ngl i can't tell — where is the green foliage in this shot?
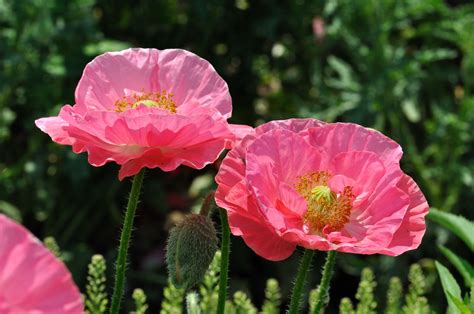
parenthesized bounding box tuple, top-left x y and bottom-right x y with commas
(252, 0, 474, 219)
(439, 245, 474, 287)
(386, 277, 403, 314)
(337, 264, 430, 314)
(433, 210, 474, 313)
(309, 288, 320, 314)
(0, 200, 22, 222)
(186, 292, 201, 314)
(429, 208, 474, 252)
(232, 291, 257, 314)
(261, 278, 281, 314)
(166, 214, 218, 290)
(160, 280, 184, 314)
(355, 268, 377, 314)
(403, 264, 430, 314)
(85, 254, 108, 314)
(43, 236, 61, 259)
(161, 251, 262, 313)
(132, 288, 149, 314)
(448, 293, 472, 314)
(198, 250, 221, 313)
(339, 298, 355, 314)
(435, 261, 467, 314)
(470, 284, 474, 313)
(2, 0, 474, 312)
(225, 300, 236, 313)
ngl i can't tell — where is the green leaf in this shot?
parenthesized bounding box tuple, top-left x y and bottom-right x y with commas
(401, 99, 421, 123)
(428, 208, 474, 251)
(262, 278, 281, 314)
(447, 292, 472, 314)
(326, 55, 359, 91)
(186, 292, 201, 314)
(85, 255, 108, 314)
(83, 40, 131, 56)
(436, 261, 463, 314)
(470, 282, 474, 312)
(0, 200, 22, 222)
(439, 245, 474, 287)
(133, 289, 149, 314)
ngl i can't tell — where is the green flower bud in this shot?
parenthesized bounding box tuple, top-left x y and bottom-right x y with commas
(166, 213, 218, 290)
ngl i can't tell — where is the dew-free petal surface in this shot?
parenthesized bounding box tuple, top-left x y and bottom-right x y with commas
(0, 215, 83, 313)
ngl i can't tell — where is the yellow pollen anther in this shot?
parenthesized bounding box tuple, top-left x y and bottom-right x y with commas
(295, 171, 354, 234)
(114, 90, 177, 113)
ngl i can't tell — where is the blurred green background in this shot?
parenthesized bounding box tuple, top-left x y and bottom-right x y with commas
(1, 0, 473, 312)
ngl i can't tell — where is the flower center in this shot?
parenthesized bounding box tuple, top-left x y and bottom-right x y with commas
(114, 90, 177, 113)
(295, 171, 354, 234)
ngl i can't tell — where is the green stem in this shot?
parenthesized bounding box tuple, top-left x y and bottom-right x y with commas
(312, 251, 337, 314)
(110, 169, 145, 314)
(217, 207, 231, 314)
(288, 249, 315, 314)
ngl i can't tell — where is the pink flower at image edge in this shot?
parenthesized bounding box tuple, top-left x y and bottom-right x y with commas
(0, 214, 83, 313)
(312, 16, 325, 40)
(36, 48, 250, 180)
(215, 119, 429, 261)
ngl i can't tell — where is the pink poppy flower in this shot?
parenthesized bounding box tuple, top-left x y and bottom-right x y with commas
(215, 119, 429, 261)
(312, 16, 325, 40)
(36, 48, 248, 180)
(0, 214, 83, 313)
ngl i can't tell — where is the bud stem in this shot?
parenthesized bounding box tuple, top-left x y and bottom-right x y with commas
(312, 251, 337, 314)
(110, 169, 145, 314)
(199, 191, 215, 216)
(217, 207, 231, 314)
(288, 249, 314, 314)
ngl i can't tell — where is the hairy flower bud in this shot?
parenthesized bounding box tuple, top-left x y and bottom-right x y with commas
(166, 213, 218, 289)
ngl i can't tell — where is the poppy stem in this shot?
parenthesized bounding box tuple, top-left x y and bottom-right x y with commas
(217, 207, 231, 314)
(288, 249, 315, 314)
(312, 251, 337, 314)
(110, 169, 145, 314)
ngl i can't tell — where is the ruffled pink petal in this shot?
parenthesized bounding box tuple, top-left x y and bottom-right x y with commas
(118, 136, 227, 180)
(0, 215, 83, 313)
(277, 183, 307, 217)
(75, 48, 161, 112)
(215, 118, 327, 239)
(246, 129, 322, 202)
(380, 174, 429, 255)
(255, 118, 325, 135)
(308, 123, 402, 169)
(153, 49, 231, 119)
(215, 149, 247, 204)
(35, 116, 75, 146)
(226, 124, 255, 149)
(246, 129, 322, 230)
(215, 118, 428, 260)
(38, 105, 234, 179)
(216, 143, 297, 261)
(328, 151, 385, 205)
(115, 114, 233, 179)
(75, 47, 231, 116)
(280, 228, 332, 251)
(228, 210, 296, 261)
(345, 184, 410, 250)
(219, 179, 296, 261)
(219, 119, 324, 161)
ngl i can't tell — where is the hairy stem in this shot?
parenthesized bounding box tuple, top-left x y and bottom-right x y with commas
(110, 169, 145, 314)
(312, 251, 337, 314)
(217, 207, 231, 314)
(288, 249, 315, 314)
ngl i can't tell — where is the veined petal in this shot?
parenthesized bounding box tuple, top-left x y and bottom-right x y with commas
(215, 119, 428, 261)
(0, 215, 83, 313)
